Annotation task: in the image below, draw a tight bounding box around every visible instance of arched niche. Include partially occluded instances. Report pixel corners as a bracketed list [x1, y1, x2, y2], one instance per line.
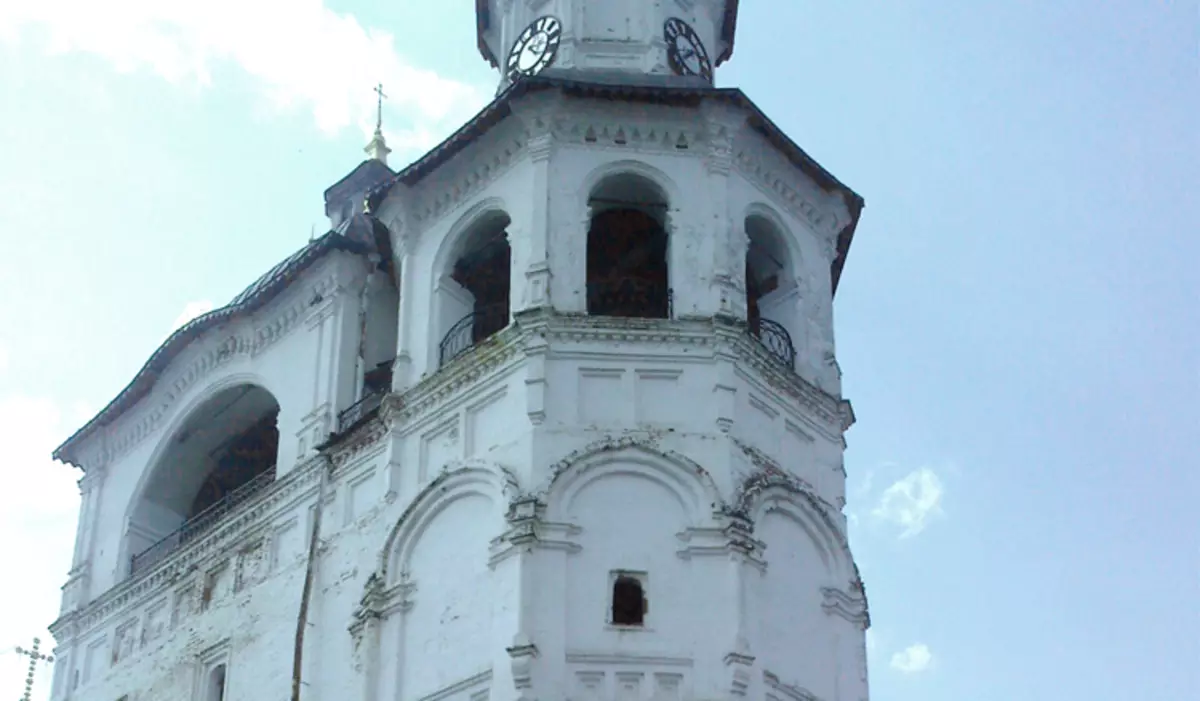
[433, 207, 512, 368]
[745, 210, 802, 368]
[586, 172, 672, 319]
[126, 383, 280, 576]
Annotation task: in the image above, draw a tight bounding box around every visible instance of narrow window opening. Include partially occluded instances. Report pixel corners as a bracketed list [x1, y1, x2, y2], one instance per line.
[206, 663, 227, 701]
[611, 575, 647, 626]
[438, 212, 512, 366]
[745, 215, 798, 368]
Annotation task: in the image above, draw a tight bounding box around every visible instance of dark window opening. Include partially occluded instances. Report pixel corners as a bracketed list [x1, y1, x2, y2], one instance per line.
[439, 215, 512, 366]
[586, 175, 670, 319]
[611, 575, 647, 626]
[744, 216, 797, 368]
[207, 663, 227, 701]
[188, 411, 279, 518]
[453, 231, 511, 343]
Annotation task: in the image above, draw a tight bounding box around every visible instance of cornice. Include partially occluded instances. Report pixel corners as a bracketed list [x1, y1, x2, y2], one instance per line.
[820, 585, 870, 629]
[407, 120, 528, 229]
[733, 131, 840, 242]
[762, 670, 821, 701]
[383, 324, 526, 429]
[327, 415, 389, 472]
[721, 324, 845, 434]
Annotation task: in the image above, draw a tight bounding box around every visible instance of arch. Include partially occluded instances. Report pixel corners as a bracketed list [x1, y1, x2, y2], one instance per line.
[735, 472, 855, 581]
[379, 463, 516, 585]
[743, 203, 805, 368]
[584, 165, 675, 319]
[541, 437, 723, 524]
[123, 377, 281, 576]
[580, 159, 682, 208]
[428, 198, 514, 368]
[742, 201, 804, 282]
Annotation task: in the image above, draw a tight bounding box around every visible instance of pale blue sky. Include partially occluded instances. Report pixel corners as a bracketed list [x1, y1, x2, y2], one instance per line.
[0, 2, 1196, 700]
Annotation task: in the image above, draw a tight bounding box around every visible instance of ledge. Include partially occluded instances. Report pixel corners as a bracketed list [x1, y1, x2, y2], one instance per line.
[50, 457, 326, 643]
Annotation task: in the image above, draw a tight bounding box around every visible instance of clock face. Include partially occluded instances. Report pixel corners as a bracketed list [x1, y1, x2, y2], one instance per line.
[664, 18, 712, 82]
[507, 16, 562, 81]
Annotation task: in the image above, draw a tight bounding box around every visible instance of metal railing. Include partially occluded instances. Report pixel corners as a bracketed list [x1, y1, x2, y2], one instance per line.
[587, 278, 672, 319]
[749, 318, 796, 369]
[129, 467, 277, 577]
[338, 390, 385, 432]
[438, 303, 509, 367]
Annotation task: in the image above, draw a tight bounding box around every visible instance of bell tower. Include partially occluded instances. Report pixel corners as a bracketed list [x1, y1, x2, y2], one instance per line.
[362, 4, 871, 701]
[475, 0, 738, 90]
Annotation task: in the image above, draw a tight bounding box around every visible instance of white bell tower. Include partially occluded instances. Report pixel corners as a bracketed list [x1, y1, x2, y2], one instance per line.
[475, 0, 737, 90]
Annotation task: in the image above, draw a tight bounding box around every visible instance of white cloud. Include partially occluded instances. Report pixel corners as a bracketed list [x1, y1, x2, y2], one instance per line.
[0, 342, 8, 375]
[0, 0, 487, 144]
[890, 643, 934, 674]
[171, 299, 215, 331]
[871, 467, 944, 538]
[0, 395, 82, 701]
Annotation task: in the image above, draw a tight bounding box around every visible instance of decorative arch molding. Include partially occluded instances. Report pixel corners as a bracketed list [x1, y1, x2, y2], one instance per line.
[64, 263, 345, 469]
[117, 375, 281, 576]
[742, 200, 807, 287]
[378, 461, 519, 586]
[538, 434, 725, 524]
[730, 465, 855, 582]
[122, 374, 278, 526]
[580, 158, 683, 209]
[428, 196, 513, 280]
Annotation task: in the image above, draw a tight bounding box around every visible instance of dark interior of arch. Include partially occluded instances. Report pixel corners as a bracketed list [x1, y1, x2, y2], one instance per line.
[452, 213, 511, 344]
[744, 215, 789, 332]
[136, 384, 280, 530]
[587, 175, 669, 319]
[188, 411, 279, 517]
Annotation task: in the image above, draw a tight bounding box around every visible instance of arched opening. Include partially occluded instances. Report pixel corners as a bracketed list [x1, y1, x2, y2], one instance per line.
[436, 211, 511, 367]
[206, 664, 227, 701]
[586, 173, 670, 319]
[611, 573, 647, 626]
[127, 385, 280, 576]
[745, 214, 799, 368]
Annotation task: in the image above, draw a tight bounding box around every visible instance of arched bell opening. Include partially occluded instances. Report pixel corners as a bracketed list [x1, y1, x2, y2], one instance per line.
[745, 214, 800, 368]
[436, 211, 512, 367]
[586, 173, 671, 319]
[127, 384, 280, 576]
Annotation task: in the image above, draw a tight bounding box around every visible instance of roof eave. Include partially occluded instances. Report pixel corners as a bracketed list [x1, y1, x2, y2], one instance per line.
[53, 234, 369, 468]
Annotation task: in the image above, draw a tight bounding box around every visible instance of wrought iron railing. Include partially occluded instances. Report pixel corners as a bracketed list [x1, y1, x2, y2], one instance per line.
[438, 303, 510, 367]
[749, 318, 796, 369]
[587, 278, 672, 319]
[129, 466, 277, 577]
[338, 390, 385, 432]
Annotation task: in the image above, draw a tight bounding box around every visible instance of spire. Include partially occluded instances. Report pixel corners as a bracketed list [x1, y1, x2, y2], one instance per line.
[365, 83, 391, 165]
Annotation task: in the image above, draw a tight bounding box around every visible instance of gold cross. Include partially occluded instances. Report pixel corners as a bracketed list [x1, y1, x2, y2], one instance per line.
[14, 637, 55, 701]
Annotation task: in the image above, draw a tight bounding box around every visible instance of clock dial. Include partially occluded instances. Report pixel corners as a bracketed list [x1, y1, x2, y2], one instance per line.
[507, 16, 562, 81]
[664, 18, 712, 82]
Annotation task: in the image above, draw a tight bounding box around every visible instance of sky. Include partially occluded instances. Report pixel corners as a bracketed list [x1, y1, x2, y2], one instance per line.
[0, 1, 1197, 700]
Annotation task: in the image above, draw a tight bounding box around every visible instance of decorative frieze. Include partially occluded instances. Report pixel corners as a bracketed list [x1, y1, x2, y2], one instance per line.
[51, 456, 325, 643]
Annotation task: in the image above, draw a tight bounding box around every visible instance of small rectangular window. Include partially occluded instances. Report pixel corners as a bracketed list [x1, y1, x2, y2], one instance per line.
[610, 570, 648, 626]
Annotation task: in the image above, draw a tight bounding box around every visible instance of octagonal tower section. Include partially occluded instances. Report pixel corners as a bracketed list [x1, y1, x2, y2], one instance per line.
[364, 76, 867, 701]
